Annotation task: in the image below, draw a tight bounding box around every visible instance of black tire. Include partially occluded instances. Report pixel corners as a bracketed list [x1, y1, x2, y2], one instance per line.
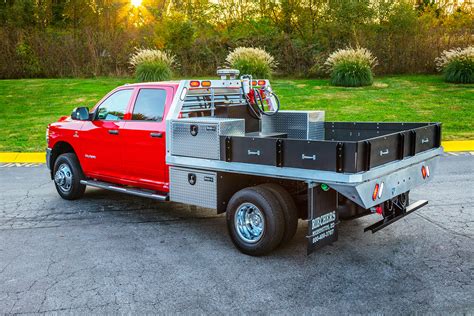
[226, 186, 285, 256]
[259, 183, 298, 245]
[53, 153, 86, 200]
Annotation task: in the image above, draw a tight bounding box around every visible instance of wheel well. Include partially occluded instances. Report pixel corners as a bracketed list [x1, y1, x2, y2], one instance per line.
[217, 172, 307, 217]
[49, 142, 76, 178]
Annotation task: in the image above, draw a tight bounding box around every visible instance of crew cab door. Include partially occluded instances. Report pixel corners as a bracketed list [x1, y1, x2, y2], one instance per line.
[80, 88, 134, 179]
[120, 87, 173, 192]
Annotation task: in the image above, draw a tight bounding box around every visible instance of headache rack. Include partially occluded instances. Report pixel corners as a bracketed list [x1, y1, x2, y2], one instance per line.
[180, 82, 251, 118]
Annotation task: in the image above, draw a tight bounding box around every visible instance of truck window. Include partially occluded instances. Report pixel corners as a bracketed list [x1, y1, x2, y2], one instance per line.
[131, 89, 167, 121]
[95, 89, 133, 121]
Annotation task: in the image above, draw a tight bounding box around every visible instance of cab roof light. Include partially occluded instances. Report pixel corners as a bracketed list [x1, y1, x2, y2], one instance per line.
[190, 81, 200, 87]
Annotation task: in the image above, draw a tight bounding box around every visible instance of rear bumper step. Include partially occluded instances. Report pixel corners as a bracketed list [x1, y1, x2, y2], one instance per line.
[80, 180, 168, 201]
[364, 200, 428, 233]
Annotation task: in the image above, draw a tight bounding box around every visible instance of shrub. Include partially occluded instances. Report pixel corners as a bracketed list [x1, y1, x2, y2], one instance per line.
[324, 47, 378, 87]
[15, 42, 42, 77]
[129, 49, 176, 82]
[435, 46, 474, 84]
[225, 47, 277, 78]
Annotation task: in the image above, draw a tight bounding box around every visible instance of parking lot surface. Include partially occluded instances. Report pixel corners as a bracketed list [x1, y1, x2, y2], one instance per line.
[0, 154, 473, 314]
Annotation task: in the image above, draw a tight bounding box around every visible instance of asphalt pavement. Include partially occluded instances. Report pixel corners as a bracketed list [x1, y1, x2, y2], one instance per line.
[0, 153, 473, 314]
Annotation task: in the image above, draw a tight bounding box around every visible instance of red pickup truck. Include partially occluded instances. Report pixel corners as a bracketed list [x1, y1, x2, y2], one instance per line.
[47, 82, 175, 194]
[47, 71, 442, 255]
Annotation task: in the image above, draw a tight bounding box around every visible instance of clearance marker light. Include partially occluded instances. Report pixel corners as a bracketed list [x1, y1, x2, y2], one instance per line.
[372, 183, 380, 201]
[376, 205, 383, 215]
[201, 81, 211, 87]
[252, 81, 257, 86]
[190, 81, 200, 87]
[257, 80, 266, 86]
[321, 183, 329, 192]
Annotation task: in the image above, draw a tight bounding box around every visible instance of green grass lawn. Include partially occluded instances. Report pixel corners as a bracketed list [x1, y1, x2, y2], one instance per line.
[0, 75, 472, 152]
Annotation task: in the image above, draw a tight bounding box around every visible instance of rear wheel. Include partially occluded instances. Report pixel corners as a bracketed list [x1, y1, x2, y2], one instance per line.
[226, 186, 285, 256]
[53, 153, 86, 200]
[259, 183, 298, 245]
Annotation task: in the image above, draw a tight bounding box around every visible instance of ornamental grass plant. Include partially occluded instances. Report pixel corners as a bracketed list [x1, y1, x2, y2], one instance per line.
[130, 48, 176, 82]
[435, 46, 474, 84]
[324, 47, 378, 87]
[226, 47, 277, 78]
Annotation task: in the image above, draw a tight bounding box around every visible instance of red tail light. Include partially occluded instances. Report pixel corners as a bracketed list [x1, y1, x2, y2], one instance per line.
[421, 166, 427, 179]
[372, 183, 380, 201]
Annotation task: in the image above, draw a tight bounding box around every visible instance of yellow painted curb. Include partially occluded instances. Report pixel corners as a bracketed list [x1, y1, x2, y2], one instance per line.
[0, 152, 46, 163]
[0, 141, 472, 163]
[441, 140, 474, 152]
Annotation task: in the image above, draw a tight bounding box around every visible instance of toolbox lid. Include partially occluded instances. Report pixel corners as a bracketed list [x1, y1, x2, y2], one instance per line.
[171, 117, 246, 124]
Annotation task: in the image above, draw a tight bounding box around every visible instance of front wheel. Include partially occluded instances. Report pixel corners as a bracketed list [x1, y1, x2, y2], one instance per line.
[226, 186, 285, 256]
[53, 153, 86, 200]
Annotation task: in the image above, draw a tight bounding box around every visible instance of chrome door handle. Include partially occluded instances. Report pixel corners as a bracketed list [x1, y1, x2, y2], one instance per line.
[108, 129, 119, 135]
[150, 132, 163, 138]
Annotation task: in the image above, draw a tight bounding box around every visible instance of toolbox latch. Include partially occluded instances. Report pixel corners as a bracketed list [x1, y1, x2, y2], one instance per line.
[190, 124, 199, 136]
[188, 173, 197, 185]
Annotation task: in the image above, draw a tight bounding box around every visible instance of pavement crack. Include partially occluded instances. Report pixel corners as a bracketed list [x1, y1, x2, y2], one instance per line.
[413, 212, 472, 239]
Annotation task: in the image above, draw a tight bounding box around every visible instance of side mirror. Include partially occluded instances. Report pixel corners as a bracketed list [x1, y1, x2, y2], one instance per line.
[71, 107, 90, 121]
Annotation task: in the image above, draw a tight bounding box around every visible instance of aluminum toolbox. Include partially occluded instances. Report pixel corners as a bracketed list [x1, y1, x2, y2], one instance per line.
[261, 110, 325, 140]
[170, 117, 245, 160]
[169, 167, 217, 209]
[169, 167, 252, 212]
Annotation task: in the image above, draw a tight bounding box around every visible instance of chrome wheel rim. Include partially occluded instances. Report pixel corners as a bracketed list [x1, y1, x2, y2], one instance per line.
[234, 202, 265, 243]
[54, 163, 73, 193]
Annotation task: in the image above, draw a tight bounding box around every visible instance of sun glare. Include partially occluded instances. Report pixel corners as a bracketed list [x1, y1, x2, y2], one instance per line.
[131, 0, 142, 7]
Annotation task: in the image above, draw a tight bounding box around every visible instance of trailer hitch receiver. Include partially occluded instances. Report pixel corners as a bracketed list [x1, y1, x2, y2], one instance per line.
[364, 200, 428, 233]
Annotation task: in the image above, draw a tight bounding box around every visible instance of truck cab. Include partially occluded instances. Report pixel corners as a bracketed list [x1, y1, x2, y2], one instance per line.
[47, 82, 178, 193]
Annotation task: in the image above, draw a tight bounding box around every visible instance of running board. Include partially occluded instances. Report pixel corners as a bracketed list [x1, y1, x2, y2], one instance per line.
[80, 180, 168, 201]
[364, 200, 428, 233]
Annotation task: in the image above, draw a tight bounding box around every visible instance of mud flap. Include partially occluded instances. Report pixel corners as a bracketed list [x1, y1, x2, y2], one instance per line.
[306, 183, 339, 255]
